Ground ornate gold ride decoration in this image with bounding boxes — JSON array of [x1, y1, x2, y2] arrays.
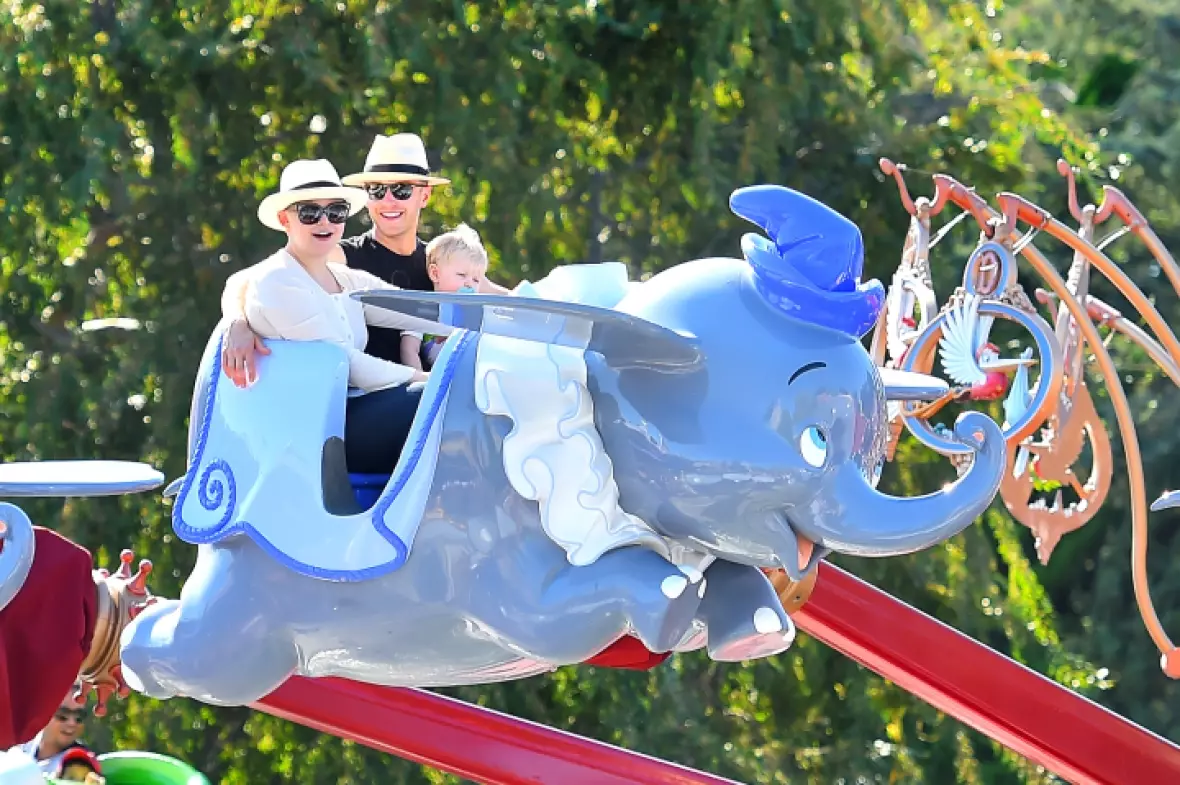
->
[[74, 548, 157, 715], [876, 157, 1180, 679]]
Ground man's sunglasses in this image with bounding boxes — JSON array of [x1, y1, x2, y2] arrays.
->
[[365, 183, 420, 201], [54, 708, 87, 723], [290, 201, 351, 225]]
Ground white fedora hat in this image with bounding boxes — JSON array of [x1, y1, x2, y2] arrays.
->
[[257, 159, 368, 231], [341, 133, 451, 187]]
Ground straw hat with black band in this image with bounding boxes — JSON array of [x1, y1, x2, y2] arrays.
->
[[341, 133, 451, 187], [257, 159, 368, 232]]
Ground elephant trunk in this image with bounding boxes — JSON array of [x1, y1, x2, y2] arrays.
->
[[0, 502, 37, 613], [786, 412, 1005, 568]]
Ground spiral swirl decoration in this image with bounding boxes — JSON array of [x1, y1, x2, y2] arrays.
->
[[197, 458, 237, 530]]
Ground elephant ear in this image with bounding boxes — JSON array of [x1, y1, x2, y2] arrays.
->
[[354, 290, 703, 371]]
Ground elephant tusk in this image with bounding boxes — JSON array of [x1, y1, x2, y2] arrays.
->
[[797, 536, 815, 574]]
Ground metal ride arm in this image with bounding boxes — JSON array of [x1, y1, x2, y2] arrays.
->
[[793, 564, 1180, 784], [992, 187, 1180, 374], [250, 562, 1180, 785], [1033, 287, 1180, 385], [1059, 161, 1180, 383], [1093, 177, 1180, 301], [900, 168, 1180, 677], [253, 678, 742, 785], [989, 188, 1180, 677], [871, 159, 938, 368]]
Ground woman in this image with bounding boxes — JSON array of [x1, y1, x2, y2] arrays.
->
[[220, 158, 450, 474]]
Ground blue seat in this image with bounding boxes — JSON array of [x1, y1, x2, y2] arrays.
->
[[349, 473, 391, 511]]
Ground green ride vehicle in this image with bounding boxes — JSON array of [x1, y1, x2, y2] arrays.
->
[[47, 750, 209, 785]]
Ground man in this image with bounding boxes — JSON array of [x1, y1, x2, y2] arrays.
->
[[1, 527, 97, 750], [336, 133, 510, 365], [8, 686, 97, 777], [1, 524, 153, 751], [222, 133, 509, 387]]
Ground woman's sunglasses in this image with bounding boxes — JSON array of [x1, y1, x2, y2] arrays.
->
[[365, 183, 419, 201], [54, 708, 87, 723], [290, 201, 351, 225]]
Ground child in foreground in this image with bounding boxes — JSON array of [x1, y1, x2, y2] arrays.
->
[[400, 223, 489, 371]]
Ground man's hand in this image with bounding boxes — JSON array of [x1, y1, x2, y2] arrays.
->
[[221, 318, 270, 388]]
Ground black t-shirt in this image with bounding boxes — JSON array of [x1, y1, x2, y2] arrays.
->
[[339, 231, 432, 363]]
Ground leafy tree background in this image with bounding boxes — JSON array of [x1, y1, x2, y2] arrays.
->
[[2, 0, 1178, 782]]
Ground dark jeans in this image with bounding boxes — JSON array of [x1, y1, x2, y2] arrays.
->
[[344, 385, 423, 475]]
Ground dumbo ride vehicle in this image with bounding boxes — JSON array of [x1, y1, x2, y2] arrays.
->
[[118, 185, 1007, 707]]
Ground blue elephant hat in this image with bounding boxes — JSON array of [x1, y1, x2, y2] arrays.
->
[[730, 185, 885, 338]]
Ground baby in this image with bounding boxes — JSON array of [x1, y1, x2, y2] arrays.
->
[[400, 222, 489, 371]]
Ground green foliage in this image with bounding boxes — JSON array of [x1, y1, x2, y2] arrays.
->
[[1075, 53, 1140, 107], [2, 0, 1173, 782]]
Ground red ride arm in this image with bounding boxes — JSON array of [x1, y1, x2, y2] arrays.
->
[[0, 527, 97, 747]]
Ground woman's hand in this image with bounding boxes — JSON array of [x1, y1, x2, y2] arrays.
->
[[221, 318, 270, 388], [405, 369, 430, 393]]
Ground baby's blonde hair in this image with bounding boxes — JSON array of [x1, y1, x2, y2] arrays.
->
[[426, 223, 488, 270]]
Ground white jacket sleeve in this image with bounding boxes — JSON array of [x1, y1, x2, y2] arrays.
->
[[248, 274, 415, 392], [221, 268, 251, 321]]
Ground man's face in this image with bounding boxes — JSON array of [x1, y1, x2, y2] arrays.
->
[[278, 199, 351, 255], [45, 701, 85, 748], [363, 181, 432, 239]]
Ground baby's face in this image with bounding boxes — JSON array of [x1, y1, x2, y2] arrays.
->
[[430, 254, 486, 293]]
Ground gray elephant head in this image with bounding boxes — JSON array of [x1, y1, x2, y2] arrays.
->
[[585, 186, 1006, 579]]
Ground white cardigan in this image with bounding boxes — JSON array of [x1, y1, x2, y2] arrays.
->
[[221, 248, 449, 391]]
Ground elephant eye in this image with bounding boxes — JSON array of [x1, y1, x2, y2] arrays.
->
[[800, 426, 828, 468]]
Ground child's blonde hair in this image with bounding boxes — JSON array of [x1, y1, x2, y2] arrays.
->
[[426, 223, 488, 270]]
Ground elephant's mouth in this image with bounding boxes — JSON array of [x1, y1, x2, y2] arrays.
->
[[770, 412, 1007, 570], [773, 511, 829, 581]]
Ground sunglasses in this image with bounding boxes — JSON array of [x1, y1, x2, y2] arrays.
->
[[54, 708, 87, 723], [290, 201, 351, 225], [365, 183, 420, 201]]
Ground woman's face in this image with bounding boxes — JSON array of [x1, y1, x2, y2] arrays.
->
[[279, 199, 350, 255]]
